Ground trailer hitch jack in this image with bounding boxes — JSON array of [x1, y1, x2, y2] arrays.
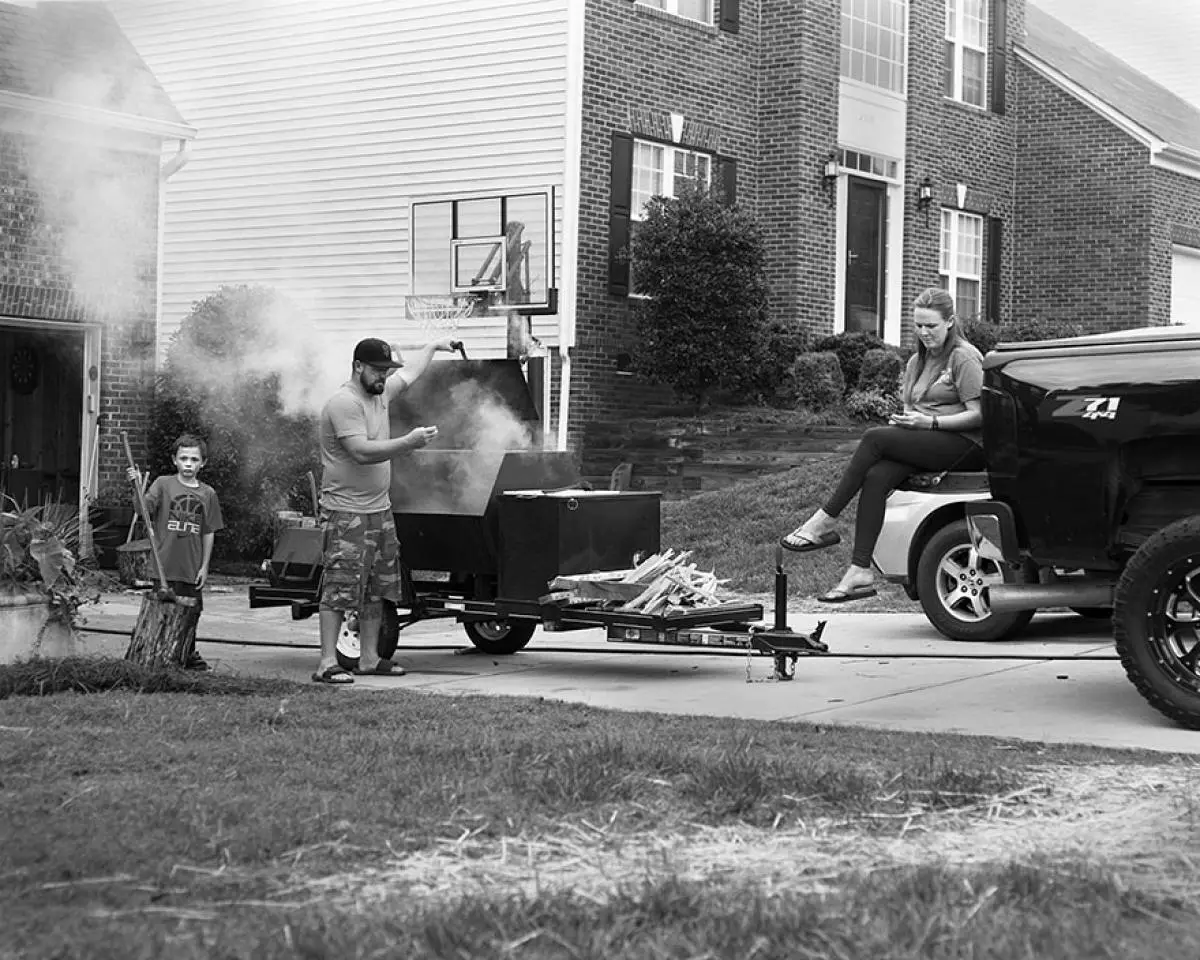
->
[[746, 547, 828, 681]]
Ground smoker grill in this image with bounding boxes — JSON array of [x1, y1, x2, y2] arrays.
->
[[388, 358, 660, 600], [249, 356, 770, 658]]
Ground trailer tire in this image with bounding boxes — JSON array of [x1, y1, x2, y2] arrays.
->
[[463, 618, 536, 655], [916, 519, 1035, 642], [1113, 517, 1200, 730], [334, 601, 400, 671]]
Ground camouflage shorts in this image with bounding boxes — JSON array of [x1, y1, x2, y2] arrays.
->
[[318, 510, 402, 613]]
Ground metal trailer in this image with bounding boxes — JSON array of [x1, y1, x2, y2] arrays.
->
[[249, 358, 827, 678]]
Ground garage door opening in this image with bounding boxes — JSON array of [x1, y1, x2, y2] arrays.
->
[[1171, 244, 1200, 325]]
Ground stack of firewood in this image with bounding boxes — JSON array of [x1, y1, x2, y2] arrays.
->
[[546, 549, 729, 615]]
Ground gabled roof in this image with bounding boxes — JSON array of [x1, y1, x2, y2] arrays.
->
[[0, 1, 190, 133], [1020, 3, 1200, 162]]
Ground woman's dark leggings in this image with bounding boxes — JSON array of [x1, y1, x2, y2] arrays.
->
[[823, 426, 985, 567]]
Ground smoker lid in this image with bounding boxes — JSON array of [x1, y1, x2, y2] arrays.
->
[[390, 359, 540, 427]]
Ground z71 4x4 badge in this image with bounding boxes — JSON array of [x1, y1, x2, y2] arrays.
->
[[1050, 396, 1121, 421]]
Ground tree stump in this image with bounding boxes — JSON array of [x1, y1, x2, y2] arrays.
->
[[124, 592, 201, 667]]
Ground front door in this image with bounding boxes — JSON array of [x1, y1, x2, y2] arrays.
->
[[844, 177, 887, 336]]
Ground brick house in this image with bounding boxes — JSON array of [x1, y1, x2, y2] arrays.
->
[[1012, 5, 1200, 328], [109, 0, 1198, 451], [0, 1, 191, 513]]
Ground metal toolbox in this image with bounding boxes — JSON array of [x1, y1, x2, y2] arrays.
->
[[496, 489, 661, 602]]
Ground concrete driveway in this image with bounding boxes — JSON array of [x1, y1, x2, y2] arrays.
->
[[77, 586, 1199, 756]]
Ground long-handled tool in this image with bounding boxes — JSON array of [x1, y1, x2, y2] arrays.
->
[[121, 431, 175, 603], [307, 470, 319, 518]]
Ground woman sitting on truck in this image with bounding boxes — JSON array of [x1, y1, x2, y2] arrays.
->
[[779, 286, 985, 602]]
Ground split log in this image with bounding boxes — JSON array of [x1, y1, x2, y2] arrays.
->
[[124, 592, 201, 667]]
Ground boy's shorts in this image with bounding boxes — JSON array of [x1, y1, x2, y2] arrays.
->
[[167, 579, 203, 611], [318, 509, 402, 613]]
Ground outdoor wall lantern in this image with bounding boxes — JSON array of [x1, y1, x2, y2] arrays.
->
[[916, 176, 934, 219], [821, 153, 838, 208]]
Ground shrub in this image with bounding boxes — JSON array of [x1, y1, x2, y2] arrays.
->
[[750, 317, 811, 406], [629, 185, 770, 407], [844, 389, 902, 423], [960, 317, 1087, 355], [809, 331, 889, 392], [999, 318, 1086, 343], [790, 351, 845, 411], [150, 285, 321, 561], [958, 317, 1001, 355], [857, 348, 904, 397]]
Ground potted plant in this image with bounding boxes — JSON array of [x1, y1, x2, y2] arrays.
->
[[0, 497, 103, 664]]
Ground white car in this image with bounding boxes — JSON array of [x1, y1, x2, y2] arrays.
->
[[872, 471, 1040, 641]]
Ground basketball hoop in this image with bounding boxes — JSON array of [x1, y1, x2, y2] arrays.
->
[[404, 294, 483, 338]]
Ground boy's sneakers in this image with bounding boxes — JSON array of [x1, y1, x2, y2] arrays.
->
[[184, 651, 211, 672]]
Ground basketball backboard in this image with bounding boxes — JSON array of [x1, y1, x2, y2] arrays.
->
[[410, 188, 556, 315]]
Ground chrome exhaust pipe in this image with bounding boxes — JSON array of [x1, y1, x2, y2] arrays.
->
[[988, 581, 1115, 614]]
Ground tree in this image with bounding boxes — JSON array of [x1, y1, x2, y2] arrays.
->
[[628, 184, 769, 407], [149, 285, 321, 561]]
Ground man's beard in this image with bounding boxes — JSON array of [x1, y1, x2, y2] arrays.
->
[[359, 371, 386, 394]]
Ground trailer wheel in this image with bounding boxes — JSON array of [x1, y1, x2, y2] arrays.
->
[[334, 602, 400, 671], [463, 618, 536, 655], [916, 519, 1035, 642], [1113, 517, 1200, 729]]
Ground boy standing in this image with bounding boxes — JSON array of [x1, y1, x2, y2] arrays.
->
[[128, 433, 224, 670]]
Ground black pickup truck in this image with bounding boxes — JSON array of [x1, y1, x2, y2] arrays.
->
[[963, 324, 1200, 729]]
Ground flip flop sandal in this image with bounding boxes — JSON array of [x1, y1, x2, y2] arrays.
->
[[780, 530, 842, 553], [312, 665, 354, 684], [356, 659, 406, 676], [816, 585, 878, 604]]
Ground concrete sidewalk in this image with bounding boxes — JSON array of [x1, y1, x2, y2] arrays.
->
[[77, 586, 1200, 756]]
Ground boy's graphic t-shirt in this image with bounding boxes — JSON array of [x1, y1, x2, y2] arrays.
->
[[143, 475, 224, 584]]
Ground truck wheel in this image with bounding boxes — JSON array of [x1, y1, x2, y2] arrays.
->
[[463, 618, 536, 655], [1113, 518, 1200, 729], [334, 602, 400, 671], [916, 519, 1035, 642]]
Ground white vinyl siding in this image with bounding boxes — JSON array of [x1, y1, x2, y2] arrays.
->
[[109, 0, 568, 361]]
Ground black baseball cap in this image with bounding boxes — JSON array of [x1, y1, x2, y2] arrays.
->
[[353, 338, 404, 369]]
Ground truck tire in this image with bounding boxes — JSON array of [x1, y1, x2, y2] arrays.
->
[[1113, 518, 1200, 729], [334, 602, 400, 671], [463, 618, 536, 655], [916, 519, 1035, 642]]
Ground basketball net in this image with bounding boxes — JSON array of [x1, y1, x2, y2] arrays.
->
[[404, 294, 482, 339]]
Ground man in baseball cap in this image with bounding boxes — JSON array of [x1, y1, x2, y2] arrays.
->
[[352, 337, 405, 370], [311, 334, 459, 685]]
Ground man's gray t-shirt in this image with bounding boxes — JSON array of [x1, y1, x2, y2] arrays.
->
[[318, 381, 392, 513]]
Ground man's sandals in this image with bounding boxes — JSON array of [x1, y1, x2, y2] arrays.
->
[[311, 665, 354, 685]]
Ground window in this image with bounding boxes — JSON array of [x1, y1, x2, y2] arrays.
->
[[940, 210, 983, 320], [631, 139, 712, 220], [840, 0, 908, 94], [636, 0, 714, 25], [943, 0, 987, 107]]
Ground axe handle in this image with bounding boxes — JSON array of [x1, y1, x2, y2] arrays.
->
[[121, 431, 171, 594]]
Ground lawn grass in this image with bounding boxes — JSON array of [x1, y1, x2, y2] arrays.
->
[[3, 663, 1198, 958], [660, 453, 899, 604]]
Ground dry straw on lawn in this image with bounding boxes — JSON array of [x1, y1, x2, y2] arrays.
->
[[277, 764, 1199, 908]]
